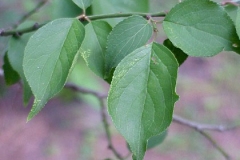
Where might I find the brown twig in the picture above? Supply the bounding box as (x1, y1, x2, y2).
(0, 0, 48, 37)
(0, 12, 166, 37)
(198, 130, 232, 160)
(173, 115, 239, 132)
(172, 115, 238, 160)
(64, 83, 124, 160)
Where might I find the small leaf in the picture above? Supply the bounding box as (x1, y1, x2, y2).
(108, 42, 178, 160)
(23, 18, 85, 121)
(224, 3, 239, 24)
(3, 52, 20, 85)
(105, 15, 153, 79)
(8, 21, 34, 105)
(52, 0, 82, 18)
(147, 130, 167, 149)
(81, 20, 112, 78)
(163, 0, 240, 57)
(163, 39, 188, 66)
(72, 0, 93, 10)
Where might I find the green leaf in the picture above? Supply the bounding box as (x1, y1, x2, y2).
(91, 0, 148, 26)
(105, 15, 153, 79)
(163, 0, 240, 57)
(52, 0, 82, 18)
(224, 3, 239, 24)
(108, 42, 179, 160)
(163, 39, 188, 66)
(72, 0, 93, 10)
(23, 18, 85, 121)
(81, 20, 112, 78)
(147, 130, 167, 149)
(8, 21, 34, 105)
(236, 7, 240, 38)
(3, 52, 20, 85)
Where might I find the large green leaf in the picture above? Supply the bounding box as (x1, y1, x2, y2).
(108, 43, 179, 160)
(163, 0, 240, 57)
(8, 21, 34, 105)
(23, 18, 85, 121)
(3, 53, 20, 85)
(105, 15, 153, 79)
(72, 0, 93, 10)
(81, 20, 112, 78)
(91, 0, 148, 26)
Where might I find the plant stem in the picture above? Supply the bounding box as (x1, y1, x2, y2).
(0, 12, 166, 37)
(64, 83, 124, 160)
(0, 23, 46, 37)
(198, 130, 232, 160)
(173, 115, 234, 160)
(99, 99, 124, 160)
(87, 12, 167, 21)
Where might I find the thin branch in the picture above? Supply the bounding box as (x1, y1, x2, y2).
(198, 130, 232, 160)
(99, 98, 124, 160)
(173, 115, 239, 132)
(87, 12, 167, 21)
(172, 115, 238, 160)
(0, 23, 45, 37)
(64, 83, 124, 160)
(12, 0, 48, 29)
(0, 12, 167, 37)
(64, 83, 107, 98)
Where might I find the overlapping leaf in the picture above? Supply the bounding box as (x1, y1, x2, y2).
(163, 39, 188, 66)
(23, 18, 85, 121)
(224, 3, 239, 23)
(108, 43, 178, 160)
(3, 53, 20, 85)
(81, 20, 112, 78)
(236, 7, 240, 38)
(147, 130, 167, 149)
(163, 0, 240, 57)
(72, 0, 93, 10)
(105, 15, 152, 79)
(8, 22, 34, 104)
(52, 0, 82, 18)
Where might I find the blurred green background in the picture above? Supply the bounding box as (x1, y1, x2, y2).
(0, 0, 240, 160)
